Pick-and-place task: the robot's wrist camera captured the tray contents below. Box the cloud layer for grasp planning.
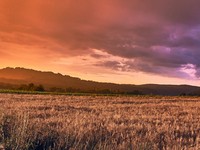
[1,0,200,81]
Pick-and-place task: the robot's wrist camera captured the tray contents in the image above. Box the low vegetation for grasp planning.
[1,94,200,149]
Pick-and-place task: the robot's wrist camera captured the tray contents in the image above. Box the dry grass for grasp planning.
[1,94,200,149]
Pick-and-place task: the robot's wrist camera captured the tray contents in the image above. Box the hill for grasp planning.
[0,67,200,95]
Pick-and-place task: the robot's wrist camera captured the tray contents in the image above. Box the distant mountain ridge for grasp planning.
[0,67,200,96]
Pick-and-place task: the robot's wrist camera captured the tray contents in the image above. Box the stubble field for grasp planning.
[1,94,200,149]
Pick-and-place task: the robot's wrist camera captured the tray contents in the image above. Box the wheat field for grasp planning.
[1,94,200,149]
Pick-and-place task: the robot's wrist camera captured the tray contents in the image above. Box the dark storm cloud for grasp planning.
[1,0,200,78]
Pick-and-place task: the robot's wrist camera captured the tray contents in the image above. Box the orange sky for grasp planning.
[1,0,200,86]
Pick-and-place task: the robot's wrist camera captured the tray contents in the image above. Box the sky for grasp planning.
[0,0,200,85]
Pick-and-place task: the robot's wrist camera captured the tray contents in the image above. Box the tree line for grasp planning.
[18,83,45,92]
[16,83,145,95]
[49,87,143,95]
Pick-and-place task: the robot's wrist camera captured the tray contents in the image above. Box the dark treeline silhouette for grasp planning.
[18,83,45,92]
[15,83,144,95]
[49,86,143,95]
[180,91,200,96]
[15,83,200,95]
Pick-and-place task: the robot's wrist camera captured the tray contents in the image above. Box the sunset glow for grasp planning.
[1,0,200,85]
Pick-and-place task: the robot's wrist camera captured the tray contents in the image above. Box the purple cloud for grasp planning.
[1,0,200,79]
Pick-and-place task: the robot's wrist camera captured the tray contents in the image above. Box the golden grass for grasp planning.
[1,94,200,149]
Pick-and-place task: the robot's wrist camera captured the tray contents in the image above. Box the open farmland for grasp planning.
[1,94,200,149]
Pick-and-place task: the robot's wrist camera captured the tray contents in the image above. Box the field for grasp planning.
[1,94,200,149]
